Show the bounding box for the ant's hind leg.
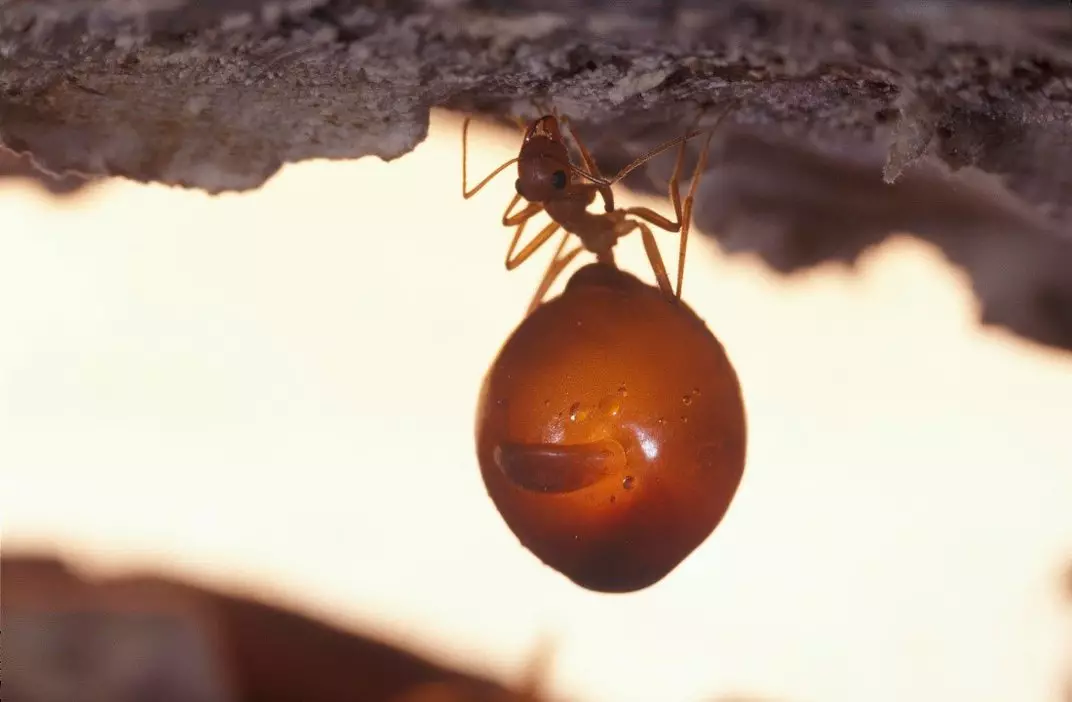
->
[619,105,711,231]
[620,134,689,232]
[635,222,674,298]
[526,232,583,315]
[673,125,717,297]
[617,138,690,297]
[671,105,732,296]
[624,108,726,297]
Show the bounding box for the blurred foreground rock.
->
[1,0,1070,351]
[2,554,547,702]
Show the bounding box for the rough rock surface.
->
[2,0,1071,350]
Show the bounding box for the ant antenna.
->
[606,101,736,187]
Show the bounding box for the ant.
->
[462,103,730,315]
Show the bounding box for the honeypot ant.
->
[462,104,730,314]
[466,102,746,593]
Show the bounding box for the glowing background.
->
[3,110,1071,702]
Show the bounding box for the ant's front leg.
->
[502,191,543,227]
[505,220,562,272]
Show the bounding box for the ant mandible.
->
[462,103,729,315]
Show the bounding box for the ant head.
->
[515,115,572,203]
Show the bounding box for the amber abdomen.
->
[476,264,747,593]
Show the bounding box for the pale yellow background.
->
[2,110,1071,702]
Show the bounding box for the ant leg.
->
[620,132,690,230]
[502,191,543,227]
[501,193,545,264]
[527,232,584,315]
[636,221,675,298]
[462,117,520,199]
[617,105,711,230]
[671,126,716,297]
[502,191,523,222]
[506,220,562,271]
[623,127,715,297]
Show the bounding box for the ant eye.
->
[551,170,567,189]
[515,178,524,195]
